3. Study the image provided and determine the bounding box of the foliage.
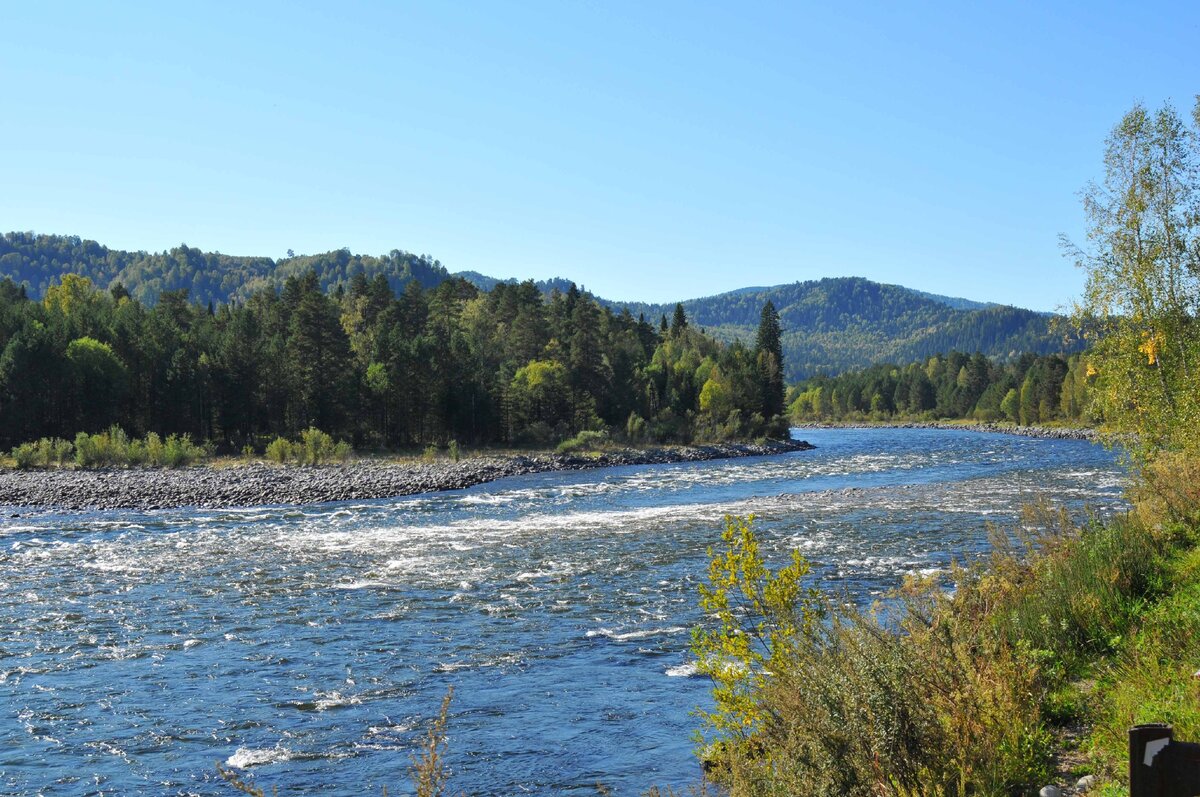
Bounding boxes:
[18,427,212,468]
[691,515,822,745]
[263,428,350,465]
[620,277,1077,381]
[555,429,609,454]
[0,235,1074,387]
[693,503,1183,796]
[1065,98,1200,458]
[409,686,454,797]
[788,349,1095,425]
[10,437,73,469]
[0,265,785,452]
[1087,544,1200,780]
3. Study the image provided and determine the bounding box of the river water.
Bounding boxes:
[0,428,1127,796]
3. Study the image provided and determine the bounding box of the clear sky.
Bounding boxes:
[2,1,1197,311]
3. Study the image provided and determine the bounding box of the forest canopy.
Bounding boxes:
[0,272,789,451]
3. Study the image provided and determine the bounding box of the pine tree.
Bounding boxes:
[670,303,688,335]
[754,301,785,419]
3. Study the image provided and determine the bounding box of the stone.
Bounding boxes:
[1075,775,1097,792]
[1039,787,1062,797]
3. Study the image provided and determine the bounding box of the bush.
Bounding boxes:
[163,434,205,467]
[422,444,439,462]
[447,440,460,462]
[74,430,105,467]
[144,432,164,465]
[555,429,609,454]
[11,443,39,469]
[266,437,294,464]
[264,429,350,465]
[692,508,1178,797]
[9,429,205,469]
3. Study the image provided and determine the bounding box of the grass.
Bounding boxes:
[695,453,1200,796]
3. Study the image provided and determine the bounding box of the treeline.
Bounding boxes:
[0,272,788,451]
[0,232,452,308]
[788,350,1093,424]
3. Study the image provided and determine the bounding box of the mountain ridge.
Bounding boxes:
[0,231,1077,379]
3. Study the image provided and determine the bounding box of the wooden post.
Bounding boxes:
[1130,723,1173,797]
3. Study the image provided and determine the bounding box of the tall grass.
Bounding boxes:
[697,499,1179,797]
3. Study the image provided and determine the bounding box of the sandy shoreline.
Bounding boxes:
[0,439,814,512]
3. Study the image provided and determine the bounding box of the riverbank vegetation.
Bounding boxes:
[0,271,789,456]
[693,97,1200,796]
[787,350,1094,426]
[10,427,210,469]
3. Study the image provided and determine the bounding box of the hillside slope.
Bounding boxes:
[0,232,1074,379]
[619,278,1072,379]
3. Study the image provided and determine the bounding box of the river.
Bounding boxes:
[0,428,1127,796]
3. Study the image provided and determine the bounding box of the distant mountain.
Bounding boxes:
[0,232,1077,380]
[607,278,1075,379]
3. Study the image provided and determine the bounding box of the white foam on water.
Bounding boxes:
[333,580,394,590]
[665,662,699,677]
[587,626,686,642]
[313,690,362,711]
[226,744,293,769]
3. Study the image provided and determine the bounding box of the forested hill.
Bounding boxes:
[0,232,452,307]
[617,279,1074,380]
[1,233,1074,379]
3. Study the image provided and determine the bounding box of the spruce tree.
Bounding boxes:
[754,300,785,419]
[670,303,688,335]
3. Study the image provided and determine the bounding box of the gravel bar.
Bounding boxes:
[0,439,815,511]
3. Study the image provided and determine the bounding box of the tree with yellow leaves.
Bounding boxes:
[1066,97,1200,457]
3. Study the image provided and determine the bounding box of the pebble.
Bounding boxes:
[0,439,815,511]
[1075,775,1096,792]
[1039,787,1062,797]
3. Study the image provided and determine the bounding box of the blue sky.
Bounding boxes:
[2,1,1197,310]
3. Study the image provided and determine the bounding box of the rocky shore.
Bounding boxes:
[793,420,1098,441]
[0,439,814,511]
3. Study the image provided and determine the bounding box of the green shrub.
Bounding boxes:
[74,431,103,467]
[126,438,147,465]
[241,444,256,459]
[264,429,350,465]
[692,511,1174,796]
[12,429,205,469]
[300,427,333,464]
[266,436,293,463]
[11,443,39,469]
[422,444,439,462]
[448,440,460,462]
[162,434,204,467]
[144,432,164,465]
[555,429,609,454]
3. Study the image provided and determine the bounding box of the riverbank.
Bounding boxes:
[700,454,1198,796]
[0,439,813,511]
[793,419,1098,441]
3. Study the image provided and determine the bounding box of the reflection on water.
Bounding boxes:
[0,428,1125,795]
